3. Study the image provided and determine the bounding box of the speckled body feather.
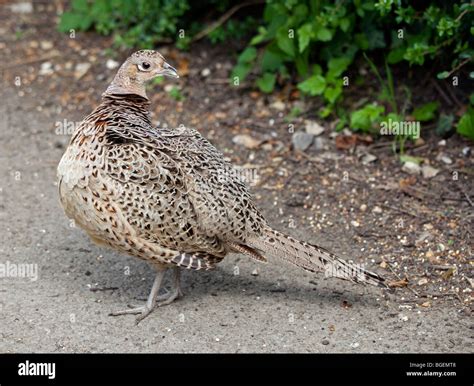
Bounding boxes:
[58,50,386,320]
[58,94,267,270]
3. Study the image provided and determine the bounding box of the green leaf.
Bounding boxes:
[297,74,326,96]
[354,33,369,50]
[71,0,89,12]
[327,57,352,77]
[261,45,285,72]
[238,47,257,63]
[79,15,93,30]
[457,107,474,140]
[168,86,184,101]
[367,29,386,49]
[231,63,251,83]
[412,101,439,122]
[295,53,309,76]
[58,12,86,32]
[250,27,268,45]
[324,85,342,104]
[339,17,350,32]
[276,28,295,57]
[437,71,450,79]
[298,23,313,53]
[256,72,276,93]
[350,103,385,132]
[151,76,164,85]
[319,106,333,118]
[315,26,333,42]
[311,64,323,75]
[403,42,433,66]
[387,46,406,64]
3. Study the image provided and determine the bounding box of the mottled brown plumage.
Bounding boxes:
[58,50,386,323]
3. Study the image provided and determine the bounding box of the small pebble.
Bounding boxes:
[418,278,428,286]
[399,314,409,322]
[421,165,439,179]
[441,155,453,164]
[232,134,261,149]
[372,206,382,214]
[292,132,313,151]
[436,153,453,164]
[39,62,53,75]
[106,59,119,70]
[40,40,53,50]
[305,120,325,136]
[261,143,273,151]
[402,161,421,175]
[361,153,377,165]
[10,2,33,13]
[74,62,91,79]
[270,100,285,111]
[321,339,330,345]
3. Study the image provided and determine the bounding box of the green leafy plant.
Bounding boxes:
[208,17,257,44]
[457,107,474,140]
[231,0,472,138]
[58,0,473,142]
[350,103,385,132]
[412,102,440,122]
[168,86,184,101]
[60,0,201,47]
[231,47,258,83]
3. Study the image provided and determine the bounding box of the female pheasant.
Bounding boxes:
[58,50,386,323]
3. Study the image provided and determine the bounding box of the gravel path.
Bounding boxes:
[0,85,471,353]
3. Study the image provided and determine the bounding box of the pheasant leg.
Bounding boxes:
[155,267,182,304]
[109,267,182,323]
[109,268,166,321]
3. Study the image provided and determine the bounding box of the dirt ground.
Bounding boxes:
[0,2,472,353]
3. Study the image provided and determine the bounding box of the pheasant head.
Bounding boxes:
[104,50,179,99]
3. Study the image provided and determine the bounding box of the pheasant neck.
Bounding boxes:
[103,64,148,99]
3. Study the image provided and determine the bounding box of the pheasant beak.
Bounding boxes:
[160,62,179,78]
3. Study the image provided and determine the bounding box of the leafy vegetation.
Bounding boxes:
[235,0,472,144]
[59,0,473,142]
[59,0,190,46]
[457,107,474,140]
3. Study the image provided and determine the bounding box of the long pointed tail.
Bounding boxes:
[248,227,387,288]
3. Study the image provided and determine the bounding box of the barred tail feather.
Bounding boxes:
[168,251,218,271]
[248,227,387,288]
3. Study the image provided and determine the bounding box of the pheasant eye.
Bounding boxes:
[139,62,151,71]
